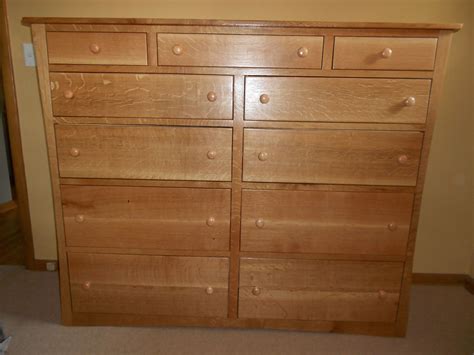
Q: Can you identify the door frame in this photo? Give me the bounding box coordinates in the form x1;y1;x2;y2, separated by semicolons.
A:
0;0;35;269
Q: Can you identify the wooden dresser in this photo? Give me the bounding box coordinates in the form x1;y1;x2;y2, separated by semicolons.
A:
24;17;461;336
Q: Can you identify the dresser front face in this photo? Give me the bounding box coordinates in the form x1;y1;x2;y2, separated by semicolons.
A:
28;18;456;336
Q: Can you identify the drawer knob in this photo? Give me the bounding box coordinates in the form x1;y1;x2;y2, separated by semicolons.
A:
252;286;261;296
255;218;265;228
69;148;80;157
398;155;408;165
404;96;416;106
297;47;309;58
381;47;393;58
378;290;387;299
259;94;270;104
207;151;217;160
172;45;183;55
75;214;85;223
258;152;268;161
82;281;91;290
89;43;101;54
63;90;74;99
207;91;217;102
387;222;398;231
205;287;214;295
206;217;216;226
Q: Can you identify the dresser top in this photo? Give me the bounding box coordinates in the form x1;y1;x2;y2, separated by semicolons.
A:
22;17;462;31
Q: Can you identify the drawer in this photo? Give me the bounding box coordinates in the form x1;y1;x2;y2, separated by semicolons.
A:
56;125;232;181
158;34;323;68
69;253;229;317
243;129;423;186
62;185;231;251
241;190;414;255
239;258;403;322
245;77;431;123
50;73;233;119
333;37;437;70
47;32;148;65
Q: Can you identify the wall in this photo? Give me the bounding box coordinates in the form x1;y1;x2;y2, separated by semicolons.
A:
6;0;474;274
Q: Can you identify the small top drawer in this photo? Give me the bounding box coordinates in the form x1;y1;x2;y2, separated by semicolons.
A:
333;37;437;70
47;32;148;65
158;34;323;69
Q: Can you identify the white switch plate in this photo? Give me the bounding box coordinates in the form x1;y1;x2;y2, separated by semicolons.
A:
22;43;36;67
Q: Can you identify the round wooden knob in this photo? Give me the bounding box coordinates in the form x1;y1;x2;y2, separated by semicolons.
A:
64;90;74;99
206;287;214;295
252;286;261;296
404;96;416;106
259;94;270;104
398;155;408;165
89;43;101;54
172;45;183;55
75;214;85;223
207;91;217;102
381;47;393;58
82;281;91;290
387;222;398;231
378;290;387;299
207;151;217;160
255;218;265;229
297;47;309;58
258;152;268;161
69;148;80;157
206;217;216;227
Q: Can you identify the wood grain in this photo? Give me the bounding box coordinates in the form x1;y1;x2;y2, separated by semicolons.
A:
245;77;431;123
55;124;232;181
243;129;423;186
50;72;233;119
61;185;231;250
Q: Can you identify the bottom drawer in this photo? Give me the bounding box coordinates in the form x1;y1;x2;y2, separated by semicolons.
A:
239;258;403;322
68;253;229;317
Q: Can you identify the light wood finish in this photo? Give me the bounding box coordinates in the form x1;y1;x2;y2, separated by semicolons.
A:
47;32;148;65
243;129;423;186
239;258;403;322
241;190;414;255
68;253;229;317
333;37;438;70
50;73;233;119
61;185;231;250
158;34;323;68
245;77;431;123
55;125;232;181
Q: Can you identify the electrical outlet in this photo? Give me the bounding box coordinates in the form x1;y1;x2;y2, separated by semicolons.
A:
22;43;36;67
46;262;57;272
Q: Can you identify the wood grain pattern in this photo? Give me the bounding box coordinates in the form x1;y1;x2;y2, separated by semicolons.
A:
68;253;229;317
243;129;423;186
61;185;231;250
333;37;438;70
47;32;148;65
241;189;414;255
50;72;233;119
245;77;431;123
239;258;403;322
55;124;232;181
158;33;323;68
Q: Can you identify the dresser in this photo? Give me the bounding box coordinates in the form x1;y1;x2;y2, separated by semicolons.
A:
24;17;461;336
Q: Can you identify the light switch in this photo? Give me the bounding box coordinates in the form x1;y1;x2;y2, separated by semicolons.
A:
22;43;36;67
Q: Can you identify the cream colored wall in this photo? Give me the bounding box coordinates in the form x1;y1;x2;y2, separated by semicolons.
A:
7;0;473;274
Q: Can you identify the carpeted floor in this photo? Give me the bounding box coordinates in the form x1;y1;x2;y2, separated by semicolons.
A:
0;266;473;355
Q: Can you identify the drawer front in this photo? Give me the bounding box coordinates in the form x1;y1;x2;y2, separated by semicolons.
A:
62;185;231;251
158;34;323;68
245;77;431;123
50;73;233;119
243;129;423;186
47;32;148;65
69;253;229;317
333;37;437;70
239;258;403;322
241;190;414;255
56;125;232;181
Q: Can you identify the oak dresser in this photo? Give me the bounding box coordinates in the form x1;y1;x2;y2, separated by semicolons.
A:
24;17;461;336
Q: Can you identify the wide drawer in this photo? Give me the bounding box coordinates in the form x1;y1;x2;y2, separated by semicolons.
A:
62;185;231;250
241;190;414;255
50;73;233;119
243;129;423;186
47;32;148;65
245;77;431;123
239;258;403;322
333;37;437;70
56;125;232;181
69;253;229;317
158;34;323;68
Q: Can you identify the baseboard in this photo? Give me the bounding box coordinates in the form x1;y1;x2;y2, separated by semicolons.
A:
0;200;17;213
31;259;58;271
412;273;467;284
464;276;474;295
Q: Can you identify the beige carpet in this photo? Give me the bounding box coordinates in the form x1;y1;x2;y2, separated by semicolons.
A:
0;266;473;355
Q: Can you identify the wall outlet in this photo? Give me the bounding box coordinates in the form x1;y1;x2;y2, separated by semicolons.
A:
22;43;36;67
46;262;57;272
